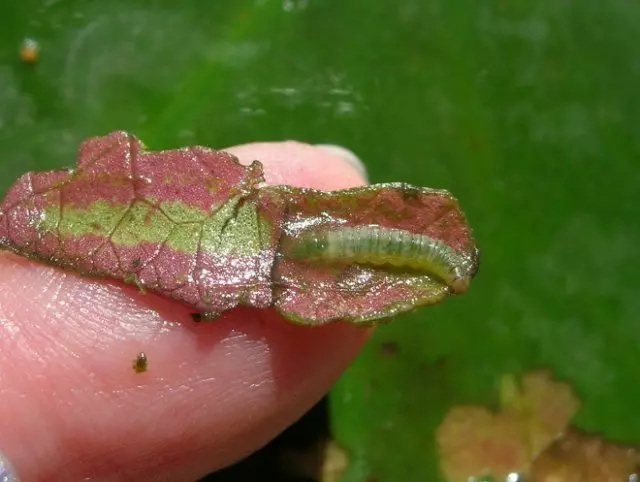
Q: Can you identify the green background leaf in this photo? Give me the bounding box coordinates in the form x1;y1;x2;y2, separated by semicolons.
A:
1;1;639;481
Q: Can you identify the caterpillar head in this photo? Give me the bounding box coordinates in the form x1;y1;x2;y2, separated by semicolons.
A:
449;246;480;295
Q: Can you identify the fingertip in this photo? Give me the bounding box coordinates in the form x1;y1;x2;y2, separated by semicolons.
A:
0;138;375;480
224;140;368;190
314;143;368;182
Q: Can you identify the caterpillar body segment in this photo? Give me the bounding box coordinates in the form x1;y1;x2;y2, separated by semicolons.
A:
283;226;474;294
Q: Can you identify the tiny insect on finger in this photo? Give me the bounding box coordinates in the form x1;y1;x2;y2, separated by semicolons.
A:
132;352;148;373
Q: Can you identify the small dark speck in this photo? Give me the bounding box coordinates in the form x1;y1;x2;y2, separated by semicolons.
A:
191;313;203;323
132;352;148;373
379;341;400;357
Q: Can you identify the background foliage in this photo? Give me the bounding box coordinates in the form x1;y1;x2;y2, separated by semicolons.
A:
1;1;639;480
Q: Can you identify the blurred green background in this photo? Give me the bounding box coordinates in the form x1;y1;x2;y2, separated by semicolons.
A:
1;1;639;481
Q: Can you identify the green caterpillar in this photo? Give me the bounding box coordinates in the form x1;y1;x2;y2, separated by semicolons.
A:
284;226;474;294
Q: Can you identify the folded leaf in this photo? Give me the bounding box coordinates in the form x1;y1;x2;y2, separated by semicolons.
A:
0;132;479;325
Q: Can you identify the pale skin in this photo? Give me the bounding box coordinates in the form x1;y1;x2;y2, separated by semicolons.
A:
0;141;370;481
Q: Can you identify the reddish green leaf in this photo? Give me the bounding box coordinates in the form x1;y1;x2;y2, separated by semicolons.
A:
272;185;479;324
0;132;479;325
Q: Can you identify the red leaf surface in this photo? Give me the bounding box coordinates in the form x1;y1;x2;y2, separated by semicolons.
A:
0;132;479;325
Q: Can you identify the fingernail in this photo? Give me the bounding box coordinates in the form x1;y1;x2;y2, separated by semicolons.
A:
315;144;368;182
0;452;19;482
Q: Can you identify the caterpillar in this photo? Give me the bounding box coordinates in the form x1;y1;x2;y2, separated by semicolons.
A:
283;226;475;295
